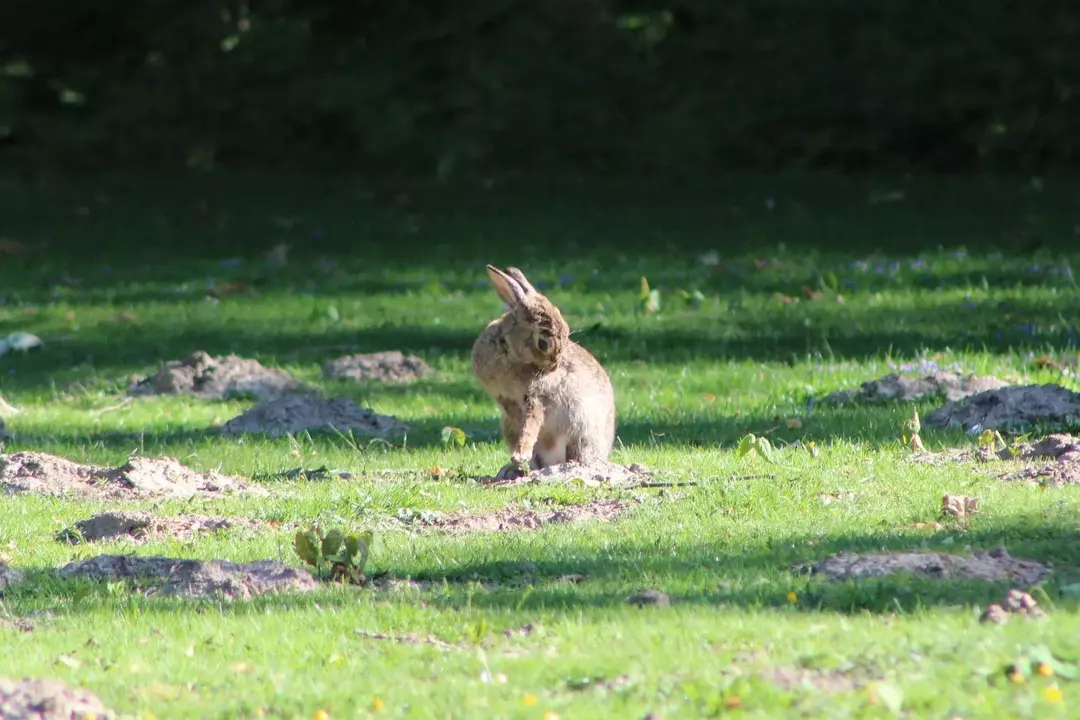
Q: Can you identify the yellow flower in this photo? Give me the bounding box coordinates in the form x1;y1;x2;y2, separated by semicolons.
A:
1009;671;1025;684
1037;663;1054;677
542;713;560;720
1044;686;1063;703
371;698;386;712
314;710;330;720
724;696;743;709
787;591;797;604
523;694;538;707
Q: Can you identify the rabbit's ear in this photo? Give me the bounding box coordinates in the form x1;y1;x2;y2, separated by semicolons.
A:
486;265;527;306
504;267;538;295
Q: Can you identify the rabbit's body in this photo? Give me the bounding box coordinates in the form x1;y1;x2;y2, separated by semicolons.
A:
472;265;615;478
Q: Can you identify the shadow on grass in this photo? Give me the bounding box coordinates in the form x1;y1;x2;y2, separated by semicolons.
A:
2;398;974;456
8;514;1078;621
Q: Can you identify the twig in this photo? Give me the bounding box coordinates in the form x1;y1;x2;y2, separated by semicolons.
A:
729;473;776;481
90;397;133;416
627;480;700;489
355;629;461;650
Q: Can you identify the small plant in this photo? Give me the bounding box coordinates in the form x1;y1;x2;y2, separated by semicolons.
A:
735;433;781;464
638;276;661;314
293;525;374;584
441;425;468;449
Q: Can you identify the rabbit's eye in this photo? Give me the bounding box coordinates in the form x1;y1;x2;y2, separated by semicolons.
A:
537;337;550;352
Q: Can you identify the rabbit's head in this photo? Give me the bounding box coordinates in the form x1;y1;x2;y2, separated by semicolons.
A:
485;265;570;372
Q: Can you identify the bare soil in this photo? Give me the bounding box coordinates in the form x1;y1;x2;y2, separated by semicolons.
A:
395;499;627;533
477;460;653;486
59;511;266;544
913;433;1080;486
323;351;432;383
802;547;1048;585
819;371;1008;406
0;677;115;720
924;383;1080;432
217;394;408;438
59;555;318;600
0;452;263;500
129;350;306;401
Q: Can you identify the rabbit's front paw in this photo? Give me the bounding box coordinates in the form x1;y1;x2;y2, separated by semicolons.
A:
495;457;531;480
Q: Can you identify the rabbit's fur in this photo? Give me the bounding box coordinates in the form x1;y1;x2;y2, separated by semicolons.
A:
472;265;616;479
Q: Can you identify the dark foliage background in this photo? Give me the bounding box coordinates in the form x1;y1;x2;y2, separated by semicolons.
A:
1;0;1077;175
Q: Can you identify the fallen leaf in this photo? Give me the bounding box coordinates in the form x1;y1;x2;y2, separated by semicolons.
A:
57;654;81;668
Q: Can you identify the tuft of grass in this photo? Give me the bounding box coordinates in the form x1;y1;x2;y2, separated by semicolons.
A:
1;173;1079;718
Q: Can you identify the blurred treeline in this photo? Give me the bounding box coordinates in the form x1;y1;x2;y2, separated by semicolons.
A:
0;0;1076;176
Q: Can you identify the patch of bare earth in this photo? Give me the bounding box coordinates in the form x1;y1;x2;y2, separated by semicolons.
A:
396;499;627;533
819;371;1008;406
914;433;1080;486
801;547;1048;585
924;383;1080;432
0;453;263;500
323;351;431;383
217;394;408;438
0;677;115;720
129;350;306;401
59;555;317;600
477;460;652;486
59;511;266;544
759;667;866;693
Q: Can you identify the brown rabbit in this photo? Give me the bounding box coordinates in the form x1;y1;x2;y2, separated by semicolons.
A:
472;265;616;479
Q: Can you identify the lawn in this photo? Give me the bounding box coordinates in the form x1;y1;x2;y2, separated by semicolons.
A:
1;171;1079;719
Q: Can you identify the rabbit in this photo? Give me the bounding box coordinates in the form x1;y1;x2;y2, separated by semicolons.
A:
472;264;616;479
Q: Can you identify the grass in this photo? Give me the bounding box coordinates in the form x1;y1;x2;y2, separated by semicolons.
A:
1;171;1080;719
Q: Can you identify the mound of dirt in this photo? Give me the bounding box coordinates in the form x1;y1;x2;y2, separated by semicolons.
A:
979;588;1046;624
924;383;1080;432
323;351;431;383
759;667;866;694
802;547;1048;585
0;452;262;500
60;511;265;544
59;555;318;600
129;350;305;401
0;562;23;590
819;371;1008;406
478;460;652;486
218;395;408;438
0;677;115;720
397;499;627;533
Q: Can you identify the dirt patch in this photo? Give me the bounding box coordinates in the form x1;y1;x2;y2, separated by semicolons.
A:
0;677;115;720
924;383;1080;432
217;395;408;438
477;460;652;486
819;371;1008;406
759;667;866;694
0;452;262;500
129;350;306;401
59;555;318;600
323;351;431;383
396;499;627;533
802;547;1049;585
59;511;266;544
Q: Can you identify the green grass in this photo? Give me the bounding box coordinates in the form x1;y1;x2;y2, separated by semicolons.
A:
1;172;1080;719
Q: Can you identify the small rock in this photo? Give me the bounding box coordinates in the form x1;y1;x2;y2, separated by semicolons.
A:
627;589;670;607
0;562;24;591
